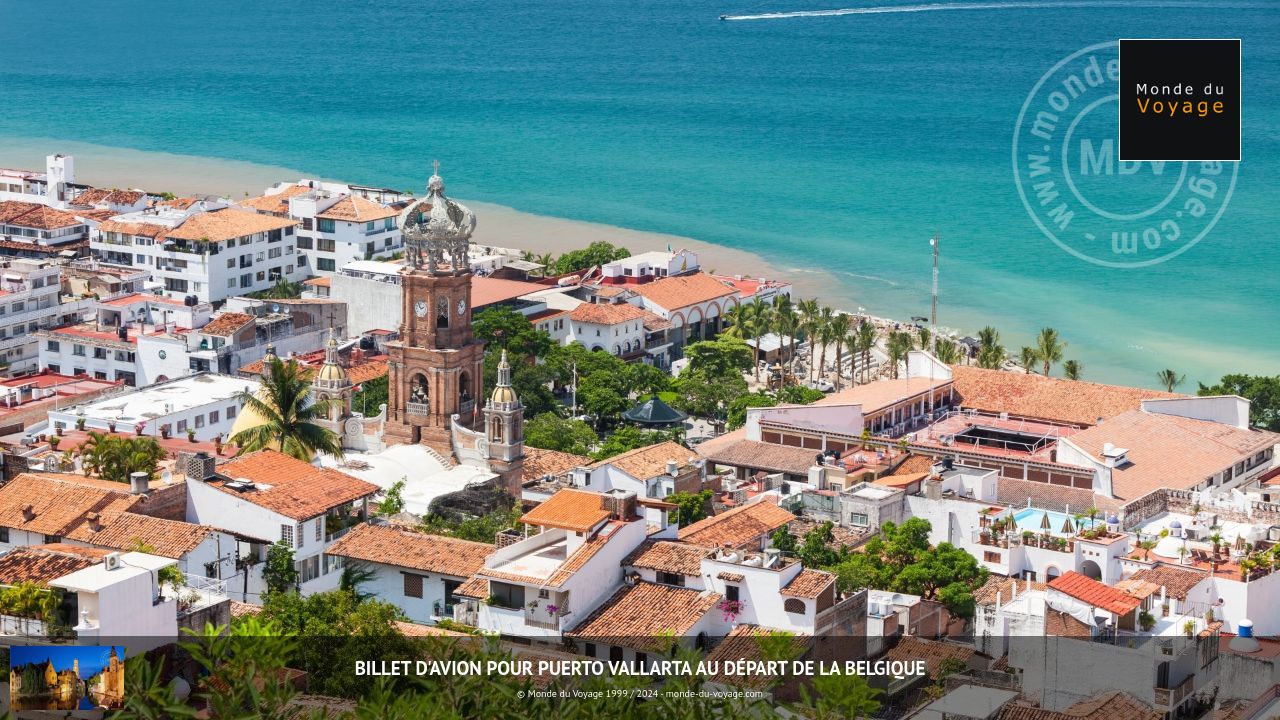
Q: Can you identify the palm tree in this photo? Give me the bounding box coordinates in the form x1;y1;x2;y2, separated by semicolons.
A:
976;326;1005;370
534;252;555;276
1137;538;1158;561
1036;327;1066;376
1063;359;1082;380
797;298;821;377
1018;347;1038;374
725;298;772;382
232;355;343;460
934;337;961;365
340;561;378;602
814;307;837;384
1156;368;1185;392
886;331;914;379
854;321;877;385
773;296;800;381
829;313;850;391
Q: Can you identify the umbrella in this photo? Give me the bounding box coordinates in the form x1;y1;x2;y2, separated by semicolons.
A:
1235;534;1247;552
1040;512;1053;531
1061;516;1075;534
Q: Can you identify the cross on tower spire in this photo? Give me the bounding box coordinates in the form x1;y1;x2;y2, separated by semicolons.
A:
431;159;440;177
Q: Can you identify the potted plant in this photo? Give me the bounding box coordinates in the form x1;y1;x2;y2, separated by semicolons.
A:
1022;530;1035;544
214;434;223;455
55;424;64;437
718;598;745;622
546;603;560;616
107;421;116;433
484;595;499;607
1161;602;1170;618
75;417;86;431
135;421;146;436
1205;608;1215;624
526;600;539;611
187;428;196;443
1183;620;1196;638
1139;610;1155;632
48;436;60;450
161;424;171;439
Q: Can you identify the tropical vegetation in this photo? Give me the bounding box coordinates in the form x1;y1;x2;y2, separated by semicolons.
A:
232;354;343;460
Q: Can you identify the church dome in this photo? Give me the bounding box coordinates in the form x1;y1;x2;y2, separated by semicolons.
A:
314;329;348;385
489;350;519;406
399;163;476;273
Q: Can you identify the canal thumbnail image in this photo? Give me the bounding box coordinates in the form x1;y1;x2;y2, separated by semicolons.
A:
8;645;125;711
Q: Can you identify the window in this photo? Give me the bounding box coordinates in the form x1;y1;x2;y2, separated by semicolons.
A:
281;524;295;547
46;364;58;373
228;278;237;288
317;258;336;272
365;221;375;232
984;551;1002;563
11;302;23;313
297;522;305;548
404;573;424;598
227;405;237;418
240;273;253;288
317;218;335;233
317;238;336;253
177;419;187;432
194;414;205;428
584;643;596;658
610;647;624;662
726;585;740;602
44;534;61;544
302;218;313;231
635;652;647;669
210;410;220;424
384;218;395;231
268;247;282;259
268;229;282;242
488;581;525;609
298;555;320;583
316;519;322;541
72;344;86;357
538;589;550;599
94;371;107;380
784;598;807;614
0;527;8;543
227;258;236;268
656;571;685;587
46;340;59;352
296;236;313;250
850;512;869;527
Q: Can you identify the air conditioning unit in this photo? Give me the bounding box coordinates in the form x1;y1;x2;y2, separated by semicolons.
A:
104;552;123;571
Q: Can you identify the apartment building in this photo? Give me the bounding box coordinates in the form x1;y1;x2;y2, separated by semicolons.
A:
0;259;92;374
92;206;304;303
239;182;403;275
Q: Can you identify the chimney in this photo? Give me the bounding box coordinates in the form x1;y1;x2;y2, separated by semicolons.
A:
925;476;943;501
22;504;35;521
603;490;637;521
185;451;216;482
666;459;678;476
86;512;102;532
129;471;149;494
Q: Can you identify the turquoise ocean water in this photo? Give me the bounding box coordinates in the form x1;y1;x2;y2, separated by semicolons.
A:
1;0;1276;388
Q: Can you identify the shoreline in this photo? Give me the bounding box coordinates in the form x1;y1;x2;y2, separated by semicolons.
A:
0;138;1265;390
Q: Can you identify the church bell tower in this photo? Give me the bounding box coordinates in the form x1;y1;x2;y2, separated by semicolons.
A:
384;163;486;455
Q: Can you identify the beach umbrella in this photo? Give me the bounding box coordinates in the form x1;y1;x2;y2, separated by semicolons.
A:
1040;512;1052;531
1235;534;1247;552
1061;516;1075;534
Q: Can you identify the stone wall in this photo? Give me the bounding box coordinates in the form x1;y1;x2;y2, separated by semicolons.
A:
130;482;188;521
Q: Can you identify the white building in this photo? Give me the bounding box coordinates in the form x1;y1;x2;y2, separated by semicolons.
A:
42;372;258;442
0;258;92;374
564;301;648;359
325;522;493;624
239;183;403;275
0;200;90;252
93;206;304;303
185;449;379;595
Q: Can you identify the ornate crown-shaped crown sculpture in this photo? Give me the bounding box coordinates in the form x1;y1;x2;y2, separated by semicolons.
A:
399;160;476;275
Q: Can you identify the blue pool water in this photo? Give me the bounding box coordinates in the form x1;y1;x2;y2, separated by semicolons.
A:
1013;508;1101;535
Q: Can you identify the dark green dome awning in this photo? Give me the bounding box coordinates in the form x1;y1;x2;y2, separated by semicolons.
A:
622;395;688;425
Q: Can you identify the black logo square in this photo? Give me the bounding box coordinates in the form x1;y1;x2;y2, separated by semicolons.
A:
1119;39;1240;161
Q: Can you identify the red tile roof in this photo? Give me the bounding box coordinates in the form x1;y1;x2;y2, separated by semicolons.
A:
565;582;721;652
470;277;547;309
882;636;974;677
999;691;1159;720
591;441;694;479
0;473;137;536
201;312;255;337
677;500;795;549
629;272;738;311
1128;564;1209;601
165;208;297;242
238;184;313;214
780;569;836;598
212;450;379;520
0;201;84;230
623;540;713;576
0;545;104;586
326;523;493;578
568;302;648;325
522;447;589;483
520;488;612;532
316;195;398;222
1048;571;1142;615
951;366;1179;427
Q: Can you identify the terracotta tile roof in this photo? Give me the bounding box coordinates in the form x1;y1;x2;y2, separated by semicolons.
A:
0;473;137;536
157;196;202;210
470;277;547;309
894;453;937;475
813;376;953;415
641;311;672;332
315;195;398;222
454;575;488;599
65;511;216;558
973;575;1048;606
780;569;836;598
99;292;188;308
165;207;297;242
1048;571;1142;615
1065;410;1280;500
951;366;1179;427
994;476;1119;515
229;601;263;618
238;184;312;214
1113;577;1162;600
592;441;694;479
623;540;713;576
326;523;492;578
201;312;255;337
1128;564;1209;601
568;302;648;325
239;351;388;386
704;625;809;689
698;438;818;476
522;447;589;483
0;201;84;230
71;188;145;207
97;219;170;238
526;308;567;323
0;545;104;585
212;450;379;520
565;582;721;652
874;471;928;489
546;520;622;586
882;636;974;677
677;500;795;549
717;571;745;582
999;691;1159;720
303;276;332;288
630;272;738;311
520;488;611;532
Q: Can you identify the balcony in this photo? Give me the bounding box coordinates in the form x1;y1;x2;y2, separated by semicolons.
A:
164;572;228;616
1154;673;1194;708
459;399;475;417
406;401;430;416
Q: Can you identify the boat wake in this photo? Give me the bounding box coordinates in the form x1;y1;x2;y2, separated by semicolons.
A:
720;1;1213;21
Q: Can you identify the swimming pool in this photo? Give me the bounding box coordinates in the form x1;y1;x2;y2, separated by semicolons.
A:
1012;508;1101;536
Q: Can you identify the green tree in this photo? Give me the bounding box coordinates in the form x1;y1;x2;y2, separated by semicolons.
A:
246;278;302;299
775;384;825;405
933;336;961;365
376;479;406;515
770;527;798;554
232;355;343;460
627;362;673;397
78;432;167;483
727;392;776;430
525;413;597;455
262;540;299;595
799;671;882;720
422;504;523;543
339;561;378;602
814;307;839;384
352;375;388;417
683;337;753;378
1035;326;1066;376
590;426;676;461
666;489;713;525
482;347;557;416
676;366;747;419
886;331;914;379
724;298;773;382
976;326;1005;370
799;521;845;569
853;321;877;384
1158;368;1186;392
473;306;553;358
1063;359;1083;380
1199;374;1280;430
551;241;630;274
773;295;801;376
1018;346;1038;374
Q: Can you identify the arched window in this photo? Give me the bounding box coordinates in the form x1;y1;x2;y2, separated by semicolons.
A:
437;296;450;329
784;598;807;614
490;416;503;442
459;372;472;403
409;373;429;406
